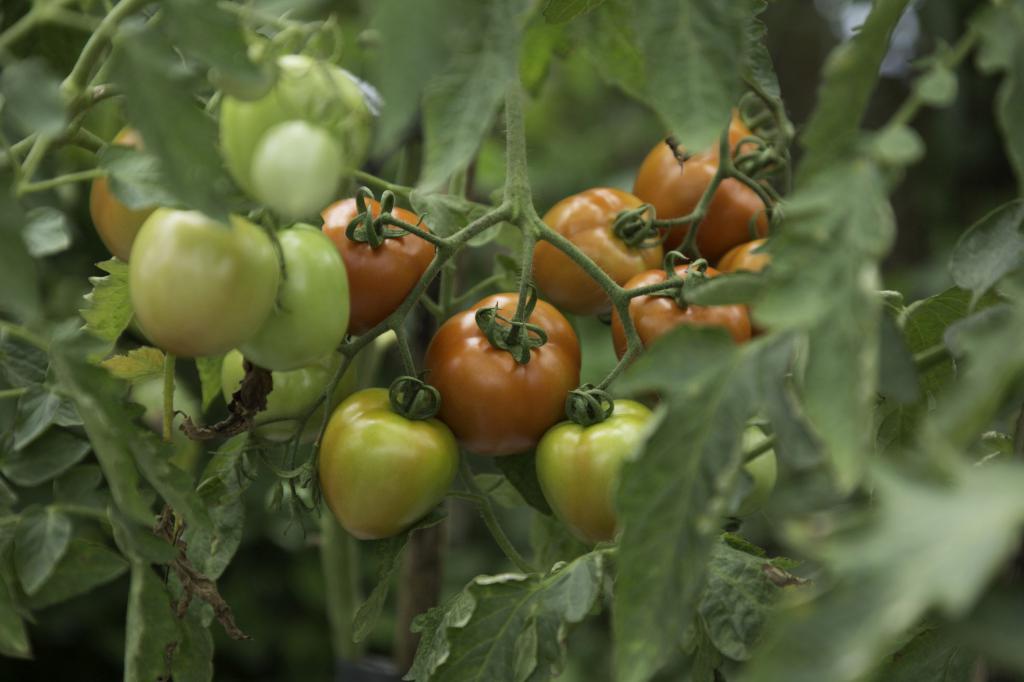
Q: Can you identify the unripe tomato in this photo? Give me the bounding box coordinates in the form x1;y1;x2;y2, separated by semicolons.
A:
240;225;349;371
322;197;435;335
733;425;778;517
611;265;751;358
534;188;663;315
130;376;201;472
89;128;155;261
536;400;653;543
219;54;372;217
718;238;770;273
424;293;581;456
221;349;355;442
319;388;458;539
633;115;768;262
129;210;280;357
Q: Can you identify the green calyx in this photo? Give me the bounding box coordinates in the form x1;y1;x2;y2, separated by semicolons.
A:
565;384;615;426
656;252;709;309
388;375;441;421
474;285;548;365
345;187;411;248
612;203;660;249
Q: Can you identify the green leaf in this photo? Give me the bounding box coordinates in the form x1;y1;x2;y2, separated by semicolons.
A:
949;199;1024;306
529;512;588;571
111;21;238;220
14;506;72;595
0;331;48;388
745;462;1024;682
632;1;749;152
0;58;66;137
353;509;446;643
914;63;958;108
53;464;107;507
101;347;166;382
683;271;764;306
124;560;179;682
26;538;128;609
409;191;489;239
0;567;30;659
407;551;605;681
952;588;1024;674
742;1;782;99
419;1;524;189
543;0;606;23
475;473;527;509
2;427;91;487
797;0;913;180
171;606;214;682
194;355;224;411
13;388;61;451
873;627;975;682
575;0;643;98
186;435;252;578
494;451;553;516
109;506;178;565
972;3;1024;194
23;207;73;257
899;287;975;396
867;124;925;167
99;146;177;210
0;177;39;322
520;17;565;94
80;259;133;344
612;326;757;682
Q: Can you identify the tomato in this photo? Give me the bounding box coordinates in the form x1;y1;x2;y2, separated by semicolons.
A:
424;293;581;456
130;376;201;472
129;210;280;357
733;425;777;517
718;238;770;273
89;128;155;261
322;197;435;335
221;349;355;443
219;54;372;218
536;400;652;543
319;388;458;539
633;115;768;262
534;188;663;315
240;225;349;371
610;265;751;358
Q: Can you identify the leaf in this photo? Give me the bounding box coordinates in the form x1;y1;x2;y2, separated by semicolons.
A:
171;606;214;682
745;461;1024;682
409;191;489;239
972;3;1024;194
80;259;133;344
899;287;976;396
352;509;446;643
23;207;73;257
742;1;782;99
952;588;1024;674
683;271;764;306
124;560;180;682
914;63;958;108
0;58;66;138
0;176;39;322
0;567;30;659
529;512;588;571
194;355;224;411
186;435;252;578
109;507;178;565
13;387;61;451
494;451;553;515
873;627;975;682
948;199;1024;306
1;427;91;487
611;326;758;682
111;21;238;220
632;0;749;152
419;1;524;189
53;464;107;508
406;551;605;681
520;17;565;94
99;146;177;210
26;538;128;609
101;347;166;382
867;124;925;167
575;0;643;98
0;331;48;387
14;506;73;595
543;0;606;23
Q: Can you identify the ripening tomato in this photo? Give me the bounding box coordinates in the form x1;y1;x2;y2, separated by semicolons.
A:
424;293;581;456
536;400;653;543
321;197;435;335
240;225;349;371
221;349;355;442
633;115;768;262
130;375;201;472
611;265;751;358
534;188;663;315
718;238;770;273
89;128;155;261
732;425;778;517
319;388;458;539
129;210;280;357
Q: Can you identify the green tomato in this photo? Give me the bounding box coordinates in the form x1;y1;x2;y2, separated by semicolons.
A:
536;400;653;544
240;225;349;371
734;426;778;517
319;388;458;540
130;376;201;473
219;54;372;208
220;349;355;443
129;210;280;358
250;121;345;221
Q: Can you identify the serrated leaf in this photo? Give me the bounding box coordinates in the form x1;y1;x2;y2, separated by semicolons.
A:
742;1;782;99
99;146;177;210
0;58;65;138
14;506;72;595
0;331;48;388
13;387;61;451
575;0;643;98
2;427;91;487
0;567;30;659
124;560;180;682
873;627;975;682
407;551;605;681
101;347;166;382
26;538;128;609
949;199;1024;306
80;259;133;344
186;435;252;578
194;355;224;411
543;0;606;23
23;207;73;257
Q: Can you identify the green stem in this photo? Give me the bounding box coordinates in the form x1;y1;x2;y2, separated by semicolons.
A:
0;0;78;53
914;344;950;373
392;324;418;376
451;273;503;308
502;84;532;212
0;387;28;400
890;28;979;129
458;460;535;574
352;170;414;203
162;354;176;442
743;434;776;463
62;0;151;98
0;321;50;350
511;228;537;323
439;262;457;318
382;216;449;248
320;509;362;660
18;168;105;195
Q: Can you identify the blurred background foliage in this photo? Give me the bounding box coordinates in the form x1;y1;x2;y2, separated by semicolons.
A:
0;0;1014;679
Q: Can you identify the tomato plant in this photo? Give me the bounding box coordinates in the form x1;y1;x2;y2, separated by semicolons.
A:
88;128;154;261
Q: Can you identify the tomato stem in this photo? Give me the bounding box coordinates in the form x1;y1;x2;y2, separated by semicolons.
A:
457;460;536;574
